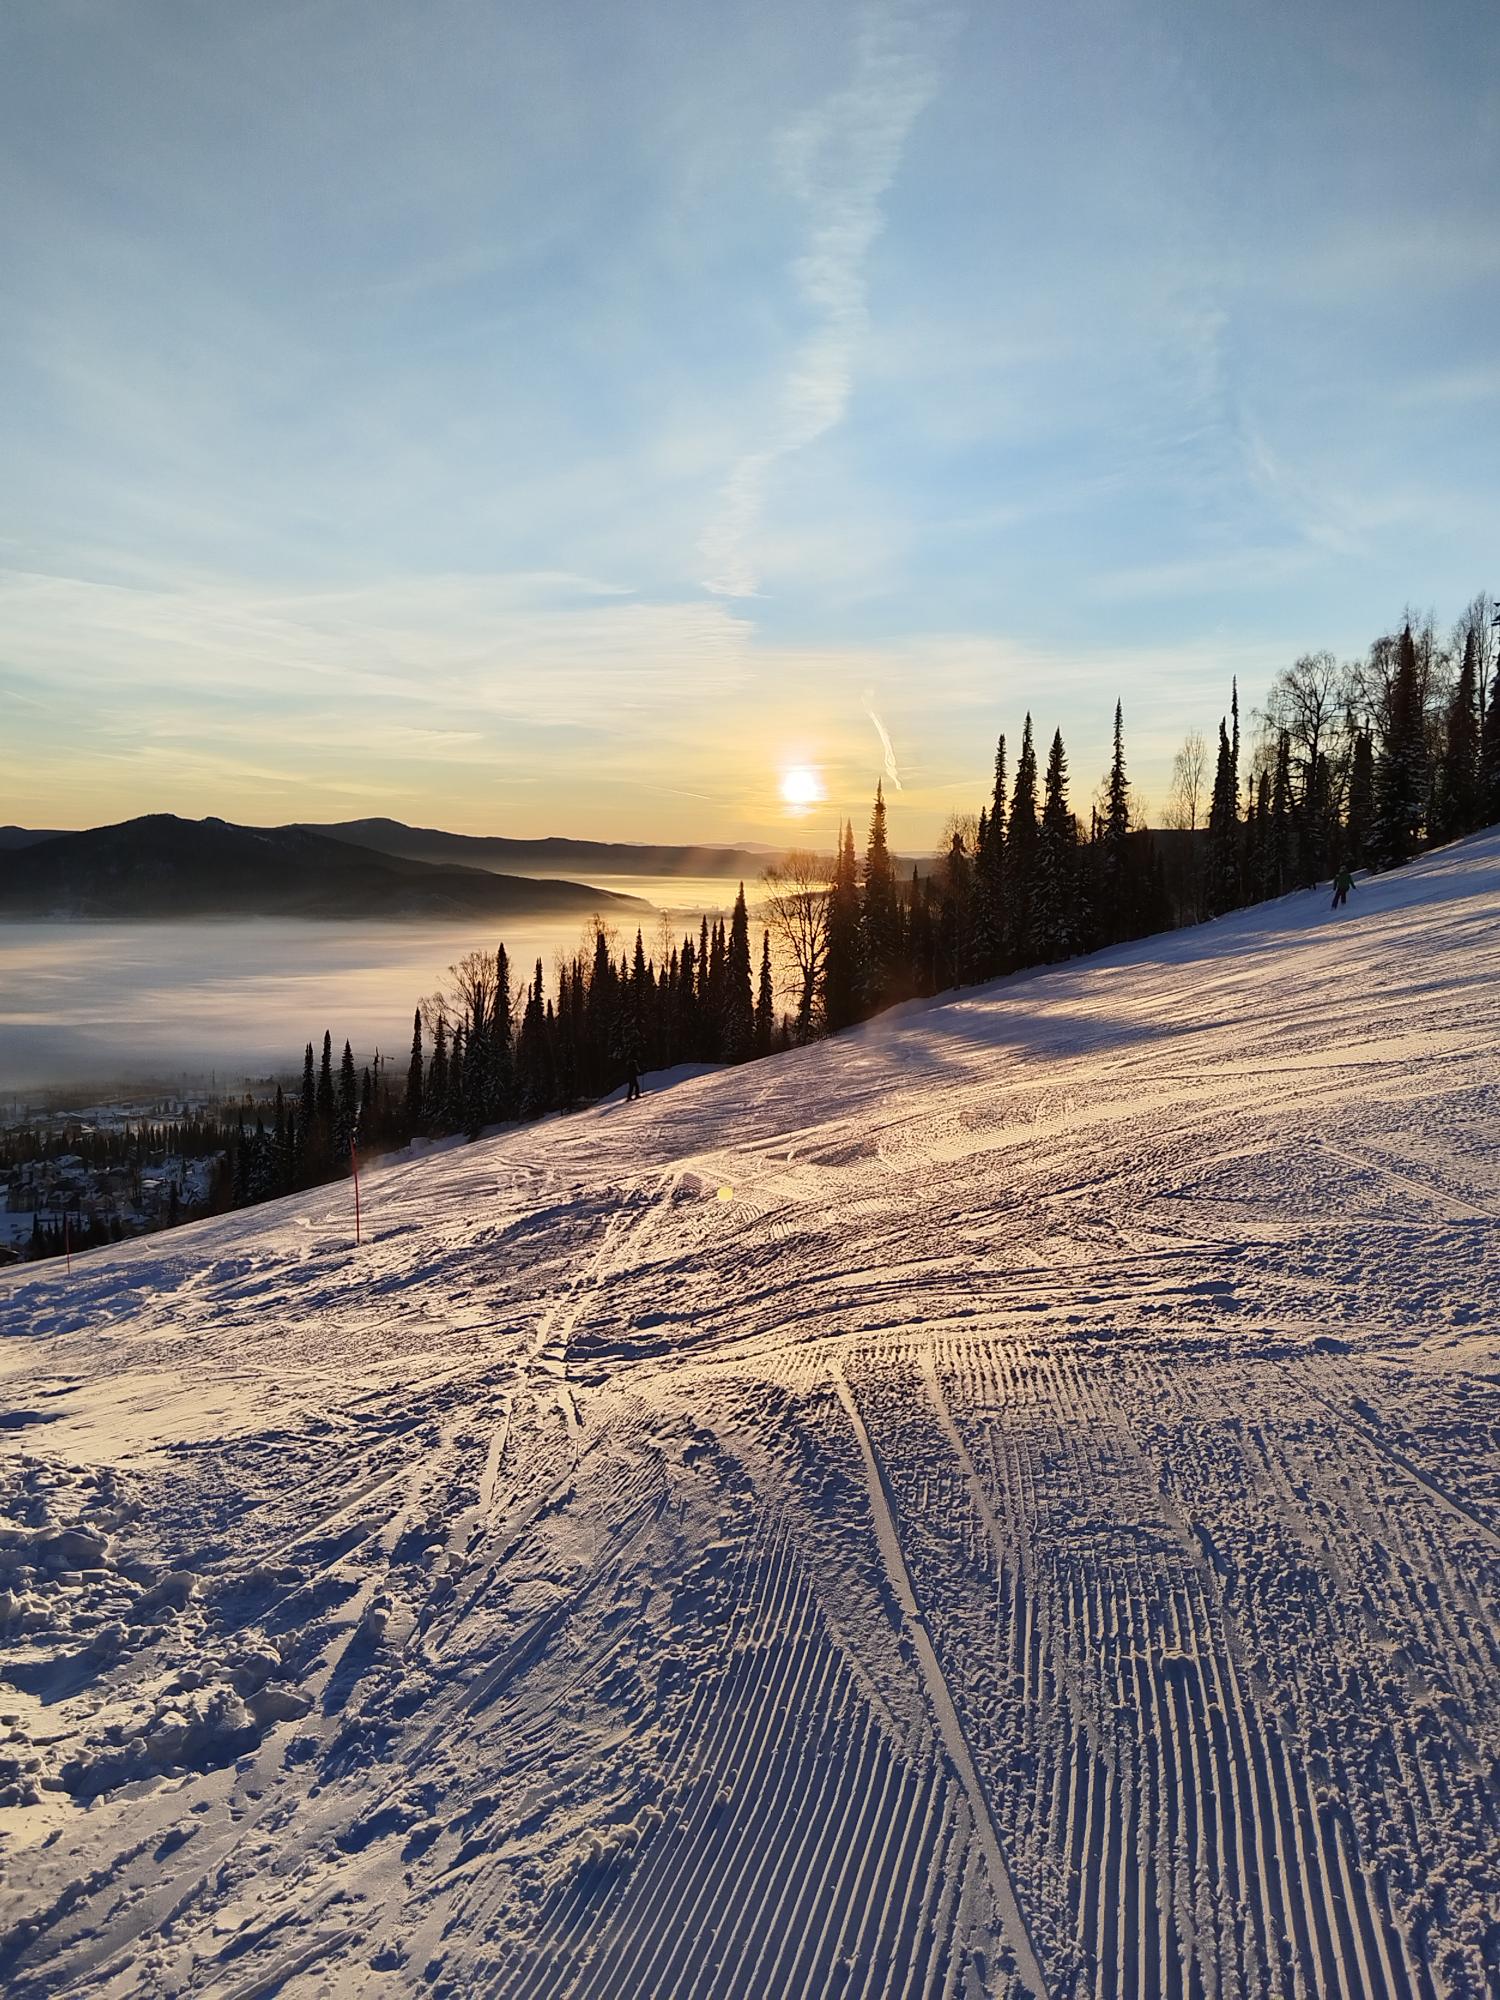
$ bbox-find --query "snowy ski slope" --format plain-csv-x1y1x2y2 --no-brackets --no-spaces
2,832,1498,1999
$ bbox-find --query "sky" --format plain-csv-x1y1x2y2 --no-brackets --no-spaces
2,0,1498,848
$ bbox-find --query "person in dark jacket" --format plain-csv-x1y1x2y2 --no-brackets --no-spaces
625,1058,642,1101
1331,865,1356,909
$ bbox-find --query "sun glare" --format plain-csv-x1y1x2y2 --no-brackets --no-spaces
780,765,825,811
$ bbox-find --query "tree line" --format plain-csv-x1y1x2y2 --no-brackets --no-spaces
216,887,781,1207
1159,597,1497,917
177,591,1500,1225
0,1113,234,1175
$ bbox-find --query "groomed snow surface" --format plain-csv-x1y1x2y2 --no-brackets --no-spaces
3,834,1498,2000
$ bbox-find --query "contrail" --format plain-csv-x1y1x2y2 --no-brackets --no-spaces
700,3,950,598
863,693,903,789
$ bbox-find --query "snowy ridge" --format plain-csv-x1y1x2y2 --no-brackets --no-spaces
2,833,1498,1998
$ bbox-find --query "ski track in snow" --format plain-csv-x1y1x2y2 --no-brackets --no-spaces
2,833,1498,1998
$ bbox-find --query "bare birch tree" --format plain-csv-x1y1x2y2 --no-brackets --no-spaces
761,851,832,1043
1162,730,1208,831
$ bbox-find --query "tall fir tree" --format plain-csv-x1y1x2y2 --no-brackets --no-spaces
1432,630,1480,843
824,820,863,1032
723,885,754,1060
1482,651,1500,828
316,1030,335,1143
1246,769,1272,900
860,782,900,1009
905,866,933,995
428,1016,449,1128
405,1010,424,1132
516,963,549,1116
1206,718,1241,915
1035,728,1077,961
934,832,971,989
488,944,514,1120
273,1084,290,1194
754,930,775,1057
1005,715,1040,965
1301,749,1334,885
232,1110,249,1206
1270,731,1294,894
1374,622,1427,867
337,1039,358,1159
1104,701,1131,854
298,1040,316,1177
629,929,649,1064
1100,700,1132,942
1345,727,1375,869
677,934,698,1063
444,1024,465,1131
972,734,1008,976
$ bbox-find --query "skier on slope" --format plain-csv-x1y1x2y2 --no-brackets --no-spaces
1331,864,1356,910
624,1055,642,1102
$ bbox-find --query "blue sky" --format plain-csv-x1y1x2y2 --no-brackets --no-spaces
2,0,1497,844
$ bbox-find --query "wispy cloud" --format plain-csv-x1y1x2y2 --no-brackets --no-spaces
862,692,903,788
700,3,950,597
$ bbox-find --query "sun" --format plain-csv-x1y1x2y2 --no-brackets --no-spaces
780,765,825,811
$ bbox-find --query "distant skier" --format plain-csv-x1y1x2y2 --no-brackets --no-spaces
624,1058,642,1102
1331,864,1356,910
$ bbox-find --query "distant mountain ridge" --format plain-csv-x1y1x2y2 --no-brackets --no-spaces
0,826,65,851
0,816,649,922
301,817,781,880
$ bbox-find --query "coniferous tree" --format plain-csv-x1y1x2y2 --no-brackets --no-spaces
337,1039,358,1159
299,1041,317,1179
1246,769,1272,900
1005,716,1040,965
316,1031,335,1143
516,964,549,1116
707,920,726,1050
273,1084,290,1193
1301,749,1334,884
972,735,1007,977
628,929,649,1069
1374,623,1426,866
1099,701,1132,941
1230,678,1241,791
1432,630,1480,842
552,968,577,1108
723,885,754,1059
1206,719,1241,914
823,821,863,1032
1345,728,1375,869
754,930,775,1057
461,1019,487,1136
677,934,698,1062
428,1016,449,1130
490,944,514,1119
1270,732,1294,894
1035,728,1077,961
696,916,711,1026
904,866,934,995
405,1010,424,1132
933,832,970,989
860,783,899,1010
232,1110,249,1205
1104,701,1131,853
442,1023,464,1131
1482,657,1500,828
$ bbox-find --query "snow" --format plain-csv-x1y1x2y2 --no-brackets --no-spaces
1,832,1497,1998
